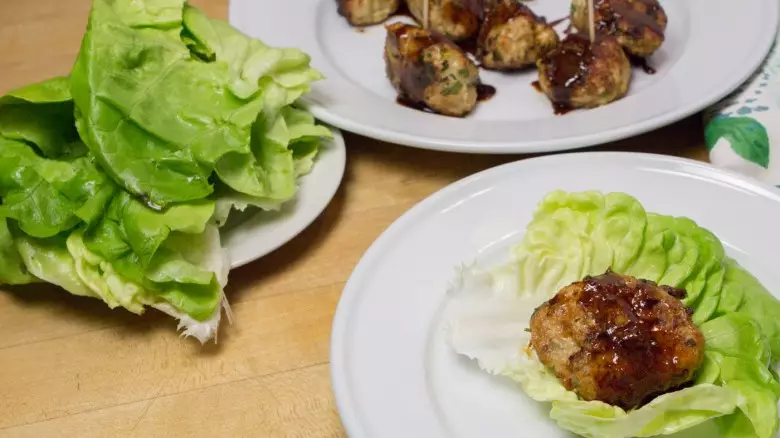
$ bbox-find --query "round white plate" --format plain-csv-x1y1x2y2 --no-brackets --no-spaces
330,152,780,437
221,127,346,268
229,0,778,154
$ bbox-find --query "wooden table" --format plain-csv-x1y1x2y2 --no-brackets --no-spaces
0,1,709,436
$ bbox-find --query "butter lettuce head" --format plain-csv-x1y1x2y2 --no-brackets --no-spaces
445,191,780,438
0,0,331,342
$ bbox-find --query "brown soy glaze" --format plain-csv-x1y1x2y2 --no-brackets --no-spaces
456,38,479,58
577,272,691,409
390,2,414,20
388,23,491,114
476,83,496,101
386,24,443,104
548,16,569,27
629,54,656,74
539,33,595,114
396,95,435,112
476,1,545,60
594,0,665,39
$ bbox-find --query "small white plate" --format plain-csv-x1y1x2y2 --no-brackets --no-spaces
330,152,780,437
221,127,346,268
229,0,778,154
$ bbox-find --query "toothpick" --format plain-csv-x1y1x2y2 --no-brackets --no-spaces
587,0,596,42
423,0,430,29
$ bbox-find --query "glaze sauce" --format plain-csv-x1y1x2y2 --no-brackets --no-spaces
390,2,414,20
594,0,665,38
577,271,693,409
477,83,497,101
538,33,595,115
629,54,656,74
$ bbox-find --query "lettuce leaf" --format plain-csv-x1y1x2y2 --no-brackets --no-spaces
70,0,326,208
12,222,227,342
445,191,780,438
0,76,79,158
0,138,116,237
0,219,37,285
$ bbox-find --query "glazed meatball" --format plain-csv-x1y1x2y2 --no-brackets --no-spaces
406,0,482,41
529,270,705,409
536,33,631,113
337,0,400,26
384,22,481,117
478,0,559,70
570,0,667,58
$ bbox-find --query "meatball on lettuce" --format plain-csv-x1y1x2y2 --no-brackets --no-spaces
530,271,705,410
445,191,780,438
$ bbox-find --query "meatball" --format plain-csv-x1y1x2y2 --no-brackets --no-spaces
406,0,482,41
529,270,705,409
384,22,481,117
477,0,559,70
570,0,667,58
337,0,400,26
536,33,631,113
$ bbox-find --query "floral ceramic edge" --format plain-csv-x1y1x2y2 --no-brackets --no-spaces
704,28,780,186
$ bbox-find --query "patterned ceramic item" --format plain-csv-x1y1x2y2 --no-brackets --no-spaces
705,29,780,186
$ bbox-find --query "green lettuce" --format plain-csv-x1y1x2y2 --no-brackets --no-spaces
70,0,327,208
0,0,327,343
445,191,780,438
0,138,116,238
0,76,80,159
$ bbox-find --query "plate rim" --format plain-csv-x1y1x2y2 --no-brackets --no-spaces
223,126,346,269
329,151,780,437
229,0,778,154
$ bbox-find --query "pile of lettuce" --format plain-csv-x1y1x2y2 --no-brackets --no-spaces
445,191,780,438
0,0,331,342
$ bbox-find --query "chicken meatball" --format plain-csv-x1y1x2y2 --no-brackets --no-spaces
477,0,559,70
571,0,667,58
529,270,705,409
536,33,631,113
384,22,481,117
337,0,400,26
406,0,482,42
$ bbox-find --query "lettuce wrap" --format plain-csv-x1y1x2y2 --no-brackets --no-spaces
445,191,780,438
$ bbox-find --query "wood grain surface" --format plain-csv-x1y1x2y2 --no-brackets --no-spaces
0,0,709,436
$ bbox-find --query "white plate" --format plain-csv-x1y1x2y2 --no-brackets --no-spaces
221,127,346,268
330,152,780,437
229,0,778,154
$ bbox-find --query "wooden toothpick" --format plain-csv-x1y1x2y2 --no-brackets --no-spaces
423,0,430,29
587,0,596,42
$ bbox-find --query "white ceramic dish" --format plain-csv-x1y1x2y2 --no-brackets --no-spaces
221,127,346,268
229,0,778,154
330,152,780,437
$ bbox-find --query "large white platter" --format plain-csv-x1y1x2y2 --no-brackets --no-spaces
229,0,778,153
330,152,780,437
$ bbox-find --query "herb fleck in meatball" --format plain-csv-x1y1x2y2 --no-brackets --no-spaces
536,33,631,113
477,0,559,70
529,270,705,409
571,0,667,58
